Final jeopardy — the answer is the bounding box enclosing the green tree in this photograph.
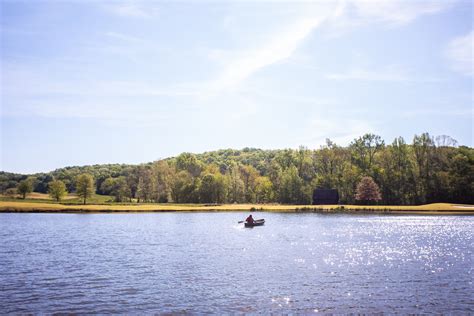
[279,165,304,204]
[267,161,283,202]
[350,133,385,174]
[34,174,53,193]
[239,165,259,202]
[215,172,228,204]
[254,176,273,203]
[228,166,245,203]
[315,139,340,189]
[124,166,140,201]
[100,177,116,195]
[171,171,200,203]
[1,132,472,206]
[152,160,174,203]
[199,173,218,203]
[197,166,228,204]
[338,162,359,204]
[275,149,296,170]
[76,174,95,205]
[412,133,435,203]
[17,179,34,199]
[390,137,414,204]
[176,153,203,177]
[355,176,382,204]
[449,153,474,204]
[48,180,67,202]
[296,146,315,182]
[137,168,154,203]
[114,176,131,202]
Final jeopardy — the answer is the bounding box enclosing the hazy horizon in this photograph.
[1,0,473,174]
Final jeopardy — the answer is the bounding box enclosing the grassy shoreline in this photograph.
[0,201,473,215]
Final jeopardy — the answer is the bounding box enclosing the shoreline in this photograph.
[0,201,473,215]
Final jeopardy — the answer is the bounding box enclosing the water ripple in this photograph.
[0,213,472,313]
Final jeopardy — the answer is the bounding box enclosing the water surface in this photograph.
[0,213,472,313]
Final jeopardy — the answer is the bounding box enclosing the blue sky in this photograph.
[1,0,472,174]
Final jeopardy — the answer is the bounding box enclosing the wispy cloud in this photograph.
[0,0,459,124]
[199,3,346,96]
[205,17,326,94]
[446,30,473,76]
[202,0,452,95]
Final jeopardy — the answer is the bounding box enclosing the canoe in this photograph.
[244,219,265,228]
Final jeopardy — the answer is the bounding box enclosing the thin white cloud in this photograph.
[1,0,458,124]
[206,17,325,94]
[446,30,473,76]
[202,4,343,95]
[202,0,452,95]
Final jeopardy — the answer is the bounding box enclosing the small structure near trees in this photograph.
[355,176,382,204]
[313,189,339,205]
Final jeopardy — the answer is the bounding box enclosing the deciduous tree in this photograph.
[137,168,154,203]
[228,166,245,203]
[255,176,273,203]
[48,180,67,202]
[76,174,95,205]
[17,179,33,199]
[279,165,304,204]
[350,134,385,174]
[152,160,174,203]
[355,176,382,204]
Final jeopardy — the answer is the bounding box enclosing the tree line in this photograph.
[1,133,472,205]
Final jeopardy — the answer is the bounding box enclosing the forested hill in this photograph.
[1,133,473,205]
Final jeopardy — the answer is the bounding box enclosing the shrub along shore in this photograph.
[0,201,473,215]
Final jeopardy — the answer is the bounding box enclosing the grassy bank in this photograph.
[0,201,473,215]
[0,193,113,204]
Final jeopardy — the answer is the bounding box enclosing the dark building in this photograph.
[313,189,339,205]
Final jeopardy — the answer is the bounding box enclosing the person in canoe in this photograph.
[245,214,254,224]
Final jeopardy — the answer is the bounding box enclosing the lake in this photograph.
[0,212,472,313]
